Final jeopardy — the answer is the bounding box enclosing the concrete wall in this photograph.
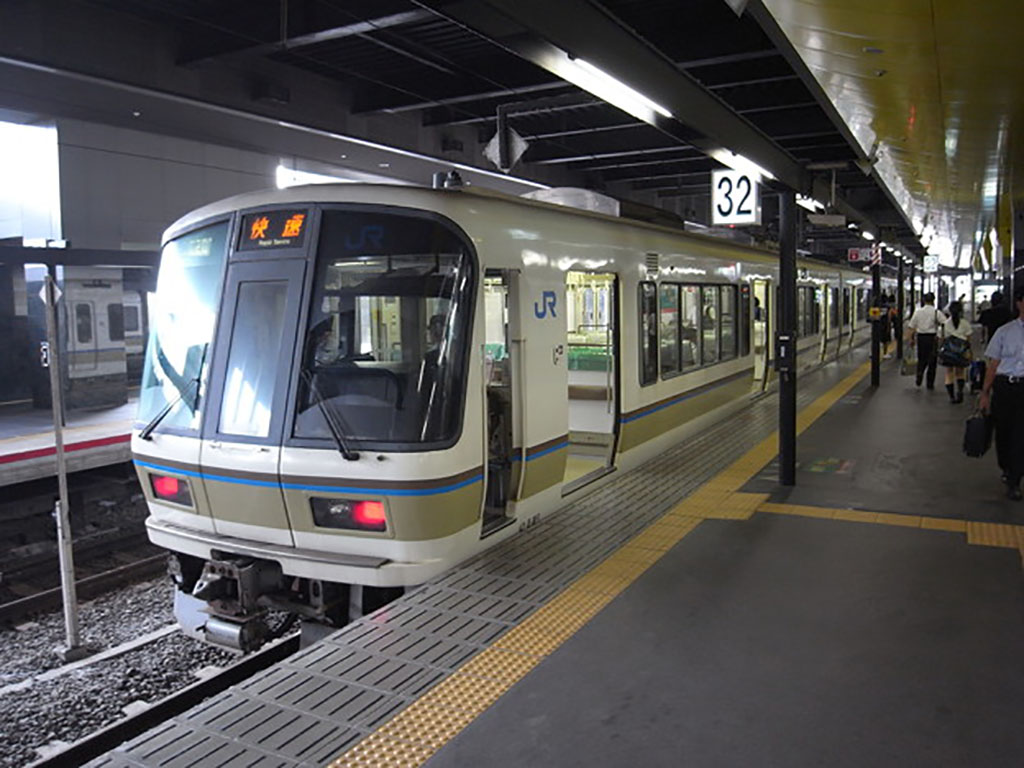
[58,119,277,250]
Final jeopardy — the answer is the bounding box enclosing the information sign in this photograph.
[923,254,939,273]
[711,169,761,225]
[239,209,309,250]
[847,248,871,263]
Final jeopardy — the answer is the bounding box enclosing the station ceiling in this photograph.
[4,0,1009,271]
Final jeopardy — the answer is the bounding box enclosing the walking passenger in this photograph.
[979,286,1024,500]
[939,301,971,403]
[979,291,1013,343]
[907,293,946,389]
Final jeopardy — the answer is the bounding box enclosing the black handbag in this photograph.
[963,409,993,458]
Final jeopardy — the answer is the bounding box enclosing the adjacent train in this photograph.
[133,183,886,651]
[23,266,148,410]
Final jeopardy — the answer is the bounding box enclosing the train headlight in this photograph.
[150,474,193,507]
[311,498,388,532]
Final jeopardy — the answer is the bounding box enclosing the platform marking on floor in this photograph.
[757,501,1024,569]
[325,361,872,768]
[757,502,1024,566]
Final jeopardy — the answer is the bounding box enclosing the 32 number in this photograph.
[715,174,754,218]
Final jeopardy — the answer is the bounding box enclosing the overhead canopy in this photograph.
[760,0,1024,268]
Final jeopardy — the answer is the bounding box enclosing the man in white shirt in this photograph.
[906,292,946,389]
[979,286,1024,500]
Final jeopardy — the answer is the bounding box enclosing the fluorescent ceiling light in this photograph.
[709,148,775,181]
[861,230,876,241]
[558,57,672,123]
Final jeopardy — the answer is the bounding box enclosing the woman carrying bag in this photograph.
[939,300,972,403]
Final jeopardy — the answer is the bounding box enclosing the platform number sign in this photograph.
[712,169,761,226]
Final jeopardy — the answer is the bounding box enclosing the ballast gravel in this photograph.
[0,577,237,768]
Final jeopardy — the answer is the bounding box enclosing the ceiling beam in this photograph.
[182,9,435,65]
[423,92,602,126]
[418,0,809,192]
[531,144,700,166]
[357,80,569,114]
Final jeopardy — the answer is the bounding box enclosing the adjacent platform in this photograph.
[90,351,1024,768]
[0,401,134,487]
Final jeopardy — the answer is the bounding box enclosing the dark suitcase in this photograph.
[963,410,993,458]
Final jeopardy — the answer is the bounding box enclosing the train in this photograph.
[23,266,149,410]
[132,183,888,651]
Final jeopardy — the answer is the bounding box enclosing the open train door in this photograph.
[752,278,771,391]
[481,269,523,536]
[562,270,619,493]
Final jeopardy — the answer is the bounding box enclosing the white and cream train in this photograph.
[133,183,885,650]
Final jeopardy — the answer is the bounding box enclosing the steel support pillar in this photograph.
[778,191,797,486]
[1015,204,1024,300]
[871,260,881,387]
[910,263,916,311]
[897,258,904,359]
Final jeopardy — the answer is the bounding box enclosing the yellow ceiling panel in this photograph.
[761,0,1024,268]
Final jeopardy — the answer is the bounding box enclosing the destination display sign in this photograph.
[239,210,309,250]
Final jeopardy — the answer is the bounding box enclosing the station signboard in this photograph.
[711,169,761,225]
[923,254,939,273]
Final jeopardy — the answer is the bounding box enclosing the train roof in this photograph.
[164,183,870,278]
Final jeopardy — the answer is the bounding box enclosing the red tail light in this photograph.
[150,473,193,506]
[352,500,387,528]
[310,498,387,532]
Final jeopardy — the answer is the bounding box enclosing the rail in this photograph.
[0,553,167,625]
[27,633,301,768]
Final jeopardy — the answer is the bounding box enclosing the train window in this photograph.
[857,288,869,321]
[842,288,851,327]
[700,286,719,364]
[659,283,680,377]
[829,287,839,330]
[638,281,657,386]
[720,286,737,361]
[219,281,288,438]
[124,305,140,333]
[108,303,125,342]
[680,285,700,366]
[294,209,475,448]
[75,303,93,344]
[137,220,230,433]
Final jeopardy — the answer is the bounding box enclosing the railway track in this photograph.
[0,553,168,625]
[27,633,301,768]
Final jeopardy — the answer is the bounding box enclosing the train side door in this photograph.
[200,259,306,546]
[563,271,619,493]
[752,279,771,390]
[481,269,521,536]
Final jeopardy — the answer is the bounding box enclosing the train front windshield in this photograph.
[293,210,475,449]
[137,221,229,431]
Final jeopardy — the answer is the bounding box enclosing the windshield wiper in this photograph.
[140,343,208,441]
[301,368,360,461]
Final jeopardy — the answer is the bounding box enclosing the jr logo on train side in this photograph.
[534,290,557,319]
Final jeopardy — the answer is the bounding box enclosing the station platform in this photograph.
[0,400,135,487]
[91,350,1024,768]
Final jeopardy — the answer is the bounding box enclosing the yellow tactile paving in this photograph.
[832,509,879,524]
[966,522,1022,549]
[326,361,880,768]
[920,517,967,533]
[758,501,1024,566]
[874,513,923,528]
